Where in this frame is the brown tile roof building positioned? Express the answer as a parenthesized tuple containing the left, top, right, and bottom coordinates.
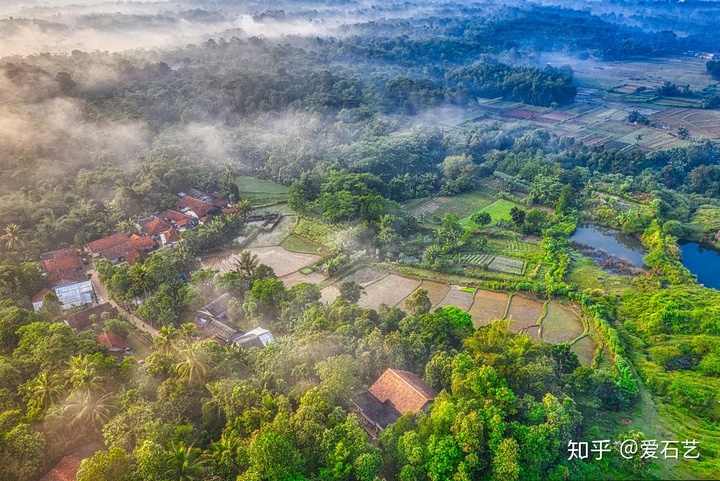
(40, 455, 81, 481)
(176, 195, 214, 219)
(97, 332, 130, 351)
(41, 248, 84, 273)
(160, 229, 180, 246)
(141, 217, 172, 236)
(65, 303, 118, 330)
(85, 233, 130, 258)
(352, 369, 437, 435)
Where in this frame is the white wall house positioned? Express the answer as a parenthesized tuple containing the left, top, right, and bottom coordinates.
(33, 280, 94, 312)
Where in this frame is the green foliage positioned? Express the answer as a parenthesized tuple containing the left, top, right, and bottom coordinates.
(78, 447, 133, 481)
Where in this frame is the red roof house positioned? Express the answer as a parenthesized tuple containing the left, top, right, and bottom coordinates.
(40, 455, 81, 481)
(140, 217, 172, 237)
(176, 195, 215, 219)
(85, 233, 130, 259)
(97, 332, 131, 353)
(65, 303, 118, 330)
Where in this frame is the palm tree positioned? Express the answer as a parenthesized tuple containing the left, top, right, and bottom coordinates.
(66, 355, 105, 396)
(65, 391, 115, 432)
(175, 344, 209, 384)
(235, 199, 251, 218)
(234, 250, 259, 277)
(117, 219, 138, 236)
(164, 442, 207, 481)
(155, 325, 182, 355)
(1, 224, 26, 251)
(26, 372, 64, 411)
(129, 262, 151, 300)
(209, 431, 240, 478)
(221, 164, 236, 186)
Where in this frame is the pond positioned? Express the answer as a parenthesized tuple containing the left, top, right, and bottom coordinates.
(570, 225, 647, 269)
(679, 242, 720, 290)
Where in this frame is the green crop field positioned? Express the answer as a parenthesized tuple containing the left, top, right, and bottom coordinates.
(487, 255, 524, 275)
(281, 234, 331, 256)
(236, 175, 289, 204)
(476, 199, 518, 225)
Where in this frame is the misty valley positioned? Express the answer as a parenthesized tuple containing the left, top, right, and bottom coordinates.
(1, 1, 720, 480)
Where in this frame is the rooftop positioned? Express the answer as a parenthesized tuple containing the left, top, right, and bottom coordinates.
(141, 217, 172, 236)
(97, 332, 130, 351)
(85, 232, 130, 256)
(367, 369, 437, 415)
(40, 455, 81, 481)
(65, 303, 118, 330)
(176, 195, 214, 218)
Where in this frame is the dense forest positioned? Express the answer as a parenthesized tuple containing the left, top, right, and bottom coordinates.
(1, 1, 720, 480)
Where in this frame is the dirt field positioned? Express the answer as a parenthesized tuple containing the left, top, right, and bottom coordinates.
(202, 246, 321, 277)
(279, 270, 326, 287)
(357, 275, 421, 309)
(505, 296, 543, 333)
(571, 336, 597, 366)
(524, 325, 540, 340)
(436, 285, 475, 311)
(541, 303, 585, 344)
(467, 290, 509, 327)
(418, 280, 451, 307)
(342, 267, 387, 287)
(320, 284, 340, 304)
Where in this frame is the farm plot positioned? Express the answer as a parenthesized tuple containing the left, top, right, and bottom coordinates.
(524, 325, 540, 340)
(202, 246, 320, 277)
(320, 284, 340, 304)
(468, 290, 509, 327)
(246, 215, 295, 248)
(357, 275, 420, 309)
(436, 285, 475, 311)
(571, 336, 597, 366)
(541, 303, 585, 344)
(279, 270, 326, 287)
(417, 281, 451, 307)
(505, 296, 543, 334)
(457, 253, 494, 267)
(488, 256, 524, 275)
(342, 267, 387, 287)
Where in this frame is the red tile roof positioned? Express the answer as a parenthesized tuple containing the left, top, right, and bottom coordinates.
(85, 233, 130, 257)
(124, 248, 142, 266)
(41, 248, 84, 273)
(141, 217, 172, 236)
(161, 229, 180, 245)
(32, 288, 53, 303)
(97, 332, 130, 350)
(368, 369, 437, 414)
(160, 210, 194, 223)
(176, 195, 214, 218)
(65, 303, 118, 330)
(129, 235, 156, 251)
(40, 455, 81, 481)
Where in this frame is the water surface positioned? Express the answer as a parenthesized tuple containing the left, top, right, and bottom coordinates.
(570, 225, 647, 268)
(679, 242, 720, 290)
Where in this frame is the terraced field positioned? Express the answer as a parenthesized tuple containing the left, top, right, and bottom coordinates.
(467, 290, 509, 327)
(202, 246, 321, 277)
(417, 280, 451, 307)
(570, 336, 596, 366)
(457, 253, 494, 266)
(542, 303, 585, 344)
(436, 285, 475, 311)
(506, 296, 543, 333)
(358, 275, 421, 309)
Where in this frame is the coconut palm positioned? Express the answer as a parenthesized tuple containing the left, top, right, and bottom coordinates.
(209, 430, 240, 478)
(26, 372, 64, 411)
(175, 344, 209, 384)
(66, 355, 105, 395)
(155, 325, 183, 355)
(1, 224, 26, 251)
(163, 442, 207, 481)
(234, 250, 259, 277)
(65, 391, 115, 432)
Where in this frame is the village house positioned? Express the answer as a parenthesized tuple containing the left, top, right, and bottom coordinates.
(32, 248, 95, 312)
(351, 368, 437, 438)
(176, 194, 220, 221)
(84, 232, 157, 265)
(65, 303, 119, 331)
(194, 293, 274, 348)
(40, 455, 81, 481)
(97, 331, 131, 357)
(159, 210, 197, 231)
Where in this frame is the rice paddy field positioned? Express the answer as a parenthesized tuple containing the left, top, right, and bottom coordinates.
(202, 246, 321, 277)
(436, 284, 475, 311)
(488, 256, 525, 275)
(541, 303, 585, 344)
(418, 280, 451, 307)
(570, 335, 597, 367)
(235, 175, 289, 205)
(357, 274, 421, 309)
(467, 289, 510, 327)
(505, 295, 544, 334)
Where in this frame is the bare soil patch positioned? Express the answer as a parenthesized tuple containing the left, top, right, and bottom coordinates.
(506, 296, 543, 333)
(357, 275, 421, 309)
(202, 246, 320, 277)
(541, 303, 585, 344)
(418, 280, 451, 307)
(468, 290, 509, 327)
(436, 285, 474, 311)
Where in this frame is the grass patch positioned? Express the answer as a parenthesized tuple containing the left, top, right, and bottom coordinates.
(236, 175, 289, 205)
(460, 286, 476, 293)
(300, 267, 314, 275)
(542, 303, 585, 344)
(128, 332, 153, 360)
(281, 233, 331, 256)
(293, 217, 337, 247)
(431, 189, 497, 219)
(460, 199, 519, 228)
